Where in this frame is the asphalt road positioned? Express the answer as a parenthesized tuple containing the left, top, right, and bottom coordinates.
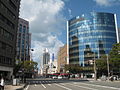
(25, 78, 120, 90)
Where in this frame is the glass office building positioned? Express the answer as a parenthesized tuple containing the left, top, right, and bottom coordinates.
(67, 12, 119, 66)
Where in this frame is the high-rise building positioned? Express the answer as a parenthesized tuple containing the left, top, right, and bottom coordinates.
(67, 12, 119, 66)
(40, 48, 50, 75)
(57, 44, 67, 73)
(16, 18, 31, 62)
(43, 48, 50, 65)
(0, 0, 20, 79)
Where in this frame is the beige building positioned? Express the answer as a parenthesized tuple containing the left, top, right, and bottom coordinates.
(57, 44, 67, 73)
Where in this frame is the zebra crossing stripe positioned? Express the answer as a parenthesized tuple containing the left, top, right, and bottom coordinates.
(41, 82, 46, 88)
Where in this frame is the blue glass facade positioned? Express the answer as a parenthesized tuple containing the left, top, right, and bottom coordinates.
(68, 12, 118, 66)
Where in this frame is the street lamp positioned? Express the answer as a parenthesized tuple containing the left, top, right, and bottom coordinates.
(106, 54, 110, 81)
(94, 52, 97, 81)
(23, 48, 34, 83)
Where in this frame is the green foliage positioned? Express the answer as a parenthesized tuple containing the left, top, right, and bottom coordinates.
(96, 55, 107, 70)
(64, 64, 82, 73)
(24, 60, 38, 72)
(96, 43, 120, 76)
(13, 59, 38, 76)
(64, 64, 93, 73)
(109, 43, 120, 73)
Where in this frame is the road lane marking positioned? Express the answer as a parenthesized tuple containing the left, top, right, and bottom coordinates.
(25, 85, 29, 90)
(64, 83, 98, 90)
(34, 84, 37, 86)
(48, 84, 51, 86)
(76, 82, 119, 90)
(40, 82, 46, 88)
(55, 84, 72, 90)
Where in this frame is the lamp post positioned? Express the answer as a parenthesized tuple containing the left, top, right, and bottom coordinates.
(23, 48, 34, 83)
(106, 54, 110, 81)
(94, 52, 97, 81)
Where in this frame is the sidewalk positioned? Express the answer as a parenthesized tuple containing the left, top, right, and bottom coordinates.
(5, 84, 25, 90)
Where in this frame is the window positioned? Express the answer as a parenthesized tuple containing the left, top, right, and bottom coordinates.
(0, 28, 3, 35)
(0, 42, 2, 48)
(9, 0, 17, 11)
(0, 27, 14, 40)
(2, 42, 6, 49)
(0, 13, 15, 29)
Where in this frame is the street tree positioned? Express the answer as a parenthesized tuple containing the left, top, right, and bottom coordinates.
(96, 55, 107, 77)
(64, 64, 83, 73)
(109, 43, 120, 75)
(13, 60, 38, 77)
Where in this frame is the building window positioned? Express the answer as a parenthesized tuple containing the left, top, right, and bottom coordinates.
(0, 42, 2, 48)
(8, 0, 17, 11)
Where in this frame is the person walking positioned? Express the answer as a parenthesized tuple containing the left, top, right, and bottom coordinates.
(0, 77, 4, 90)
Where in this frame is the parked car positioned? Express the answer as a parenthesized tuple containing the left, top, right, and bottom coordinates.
(109, 75, 119, 81)
(52, 76, 58, 79)
(58, 75, 62, 79)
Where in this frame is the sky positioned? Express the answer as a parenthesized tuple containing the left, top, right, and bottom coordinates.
(20, 0, 120, 68)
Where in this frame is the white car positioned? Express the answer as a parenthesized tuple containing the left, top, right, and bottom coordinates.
(58, 75, 62, 79)
(52, 76, 58, 79)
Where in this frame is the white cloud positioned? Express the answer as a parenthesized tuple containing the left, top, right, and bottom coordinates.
(20, 0, 66, 68)
(68, 9, 72, 18)
(94, 0, 120, 6)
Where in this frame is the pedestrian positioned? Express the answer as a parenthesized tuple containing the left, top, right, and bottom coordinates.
(0, 77, 5, 90)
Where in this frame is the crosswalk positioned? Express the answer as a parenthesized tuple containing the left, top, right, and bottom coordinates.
(25, 80, 70, 90)
(25, 80, 120, 90)
(28, 80, 59, 84)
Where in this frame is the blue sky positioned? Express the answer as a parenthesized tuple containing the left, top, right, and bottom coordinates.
(20, 0, 120, 68)
(59, 0, 120, 44)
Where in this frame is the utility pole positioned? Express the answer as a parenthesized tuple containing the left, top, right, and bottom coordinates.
(94, 52, 97, 81)
(106, 54, 110, 81)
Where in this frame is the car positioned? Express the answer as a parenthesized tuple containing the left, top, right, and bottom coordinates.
(109, 75, 119, 81)
(62, 76, 69, 79)
(58, 75, 63, 79)
(52, 76, 58, 79)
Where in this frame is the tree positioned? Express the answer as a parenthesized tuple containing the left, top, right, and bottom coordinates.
(64, 64, 83, 73)
(95, 43, 120, 77)
(13, 59, 23, 76)
(109, 43, 120, 75)
(24, 60, 38, 73)
(13, 60, 38, 77)
(96, 55, 108, 77)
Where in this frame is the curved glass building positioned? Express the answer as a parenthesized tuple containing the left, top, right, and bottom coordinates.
(67, 12, 119, 66)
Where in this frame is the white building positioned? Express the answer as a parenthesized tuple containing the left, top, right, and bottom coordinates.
(40, 48, 50, 75)
(48, 59, 58, 74)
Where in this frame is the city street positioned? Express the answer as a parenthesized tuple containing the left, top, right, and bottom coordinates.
(25, 78, 120, 90)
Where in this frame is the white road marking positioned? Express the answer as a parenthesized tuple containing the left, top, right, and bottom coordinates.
(64, 83, 98, 90)
(55, 84, 72, 90)
(24, 85, 29, 90)
(77, 82, 119, 90)
(48, 84, 51, 86)
(34, 84, 37, 86)
(40, 82, 46, 88)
